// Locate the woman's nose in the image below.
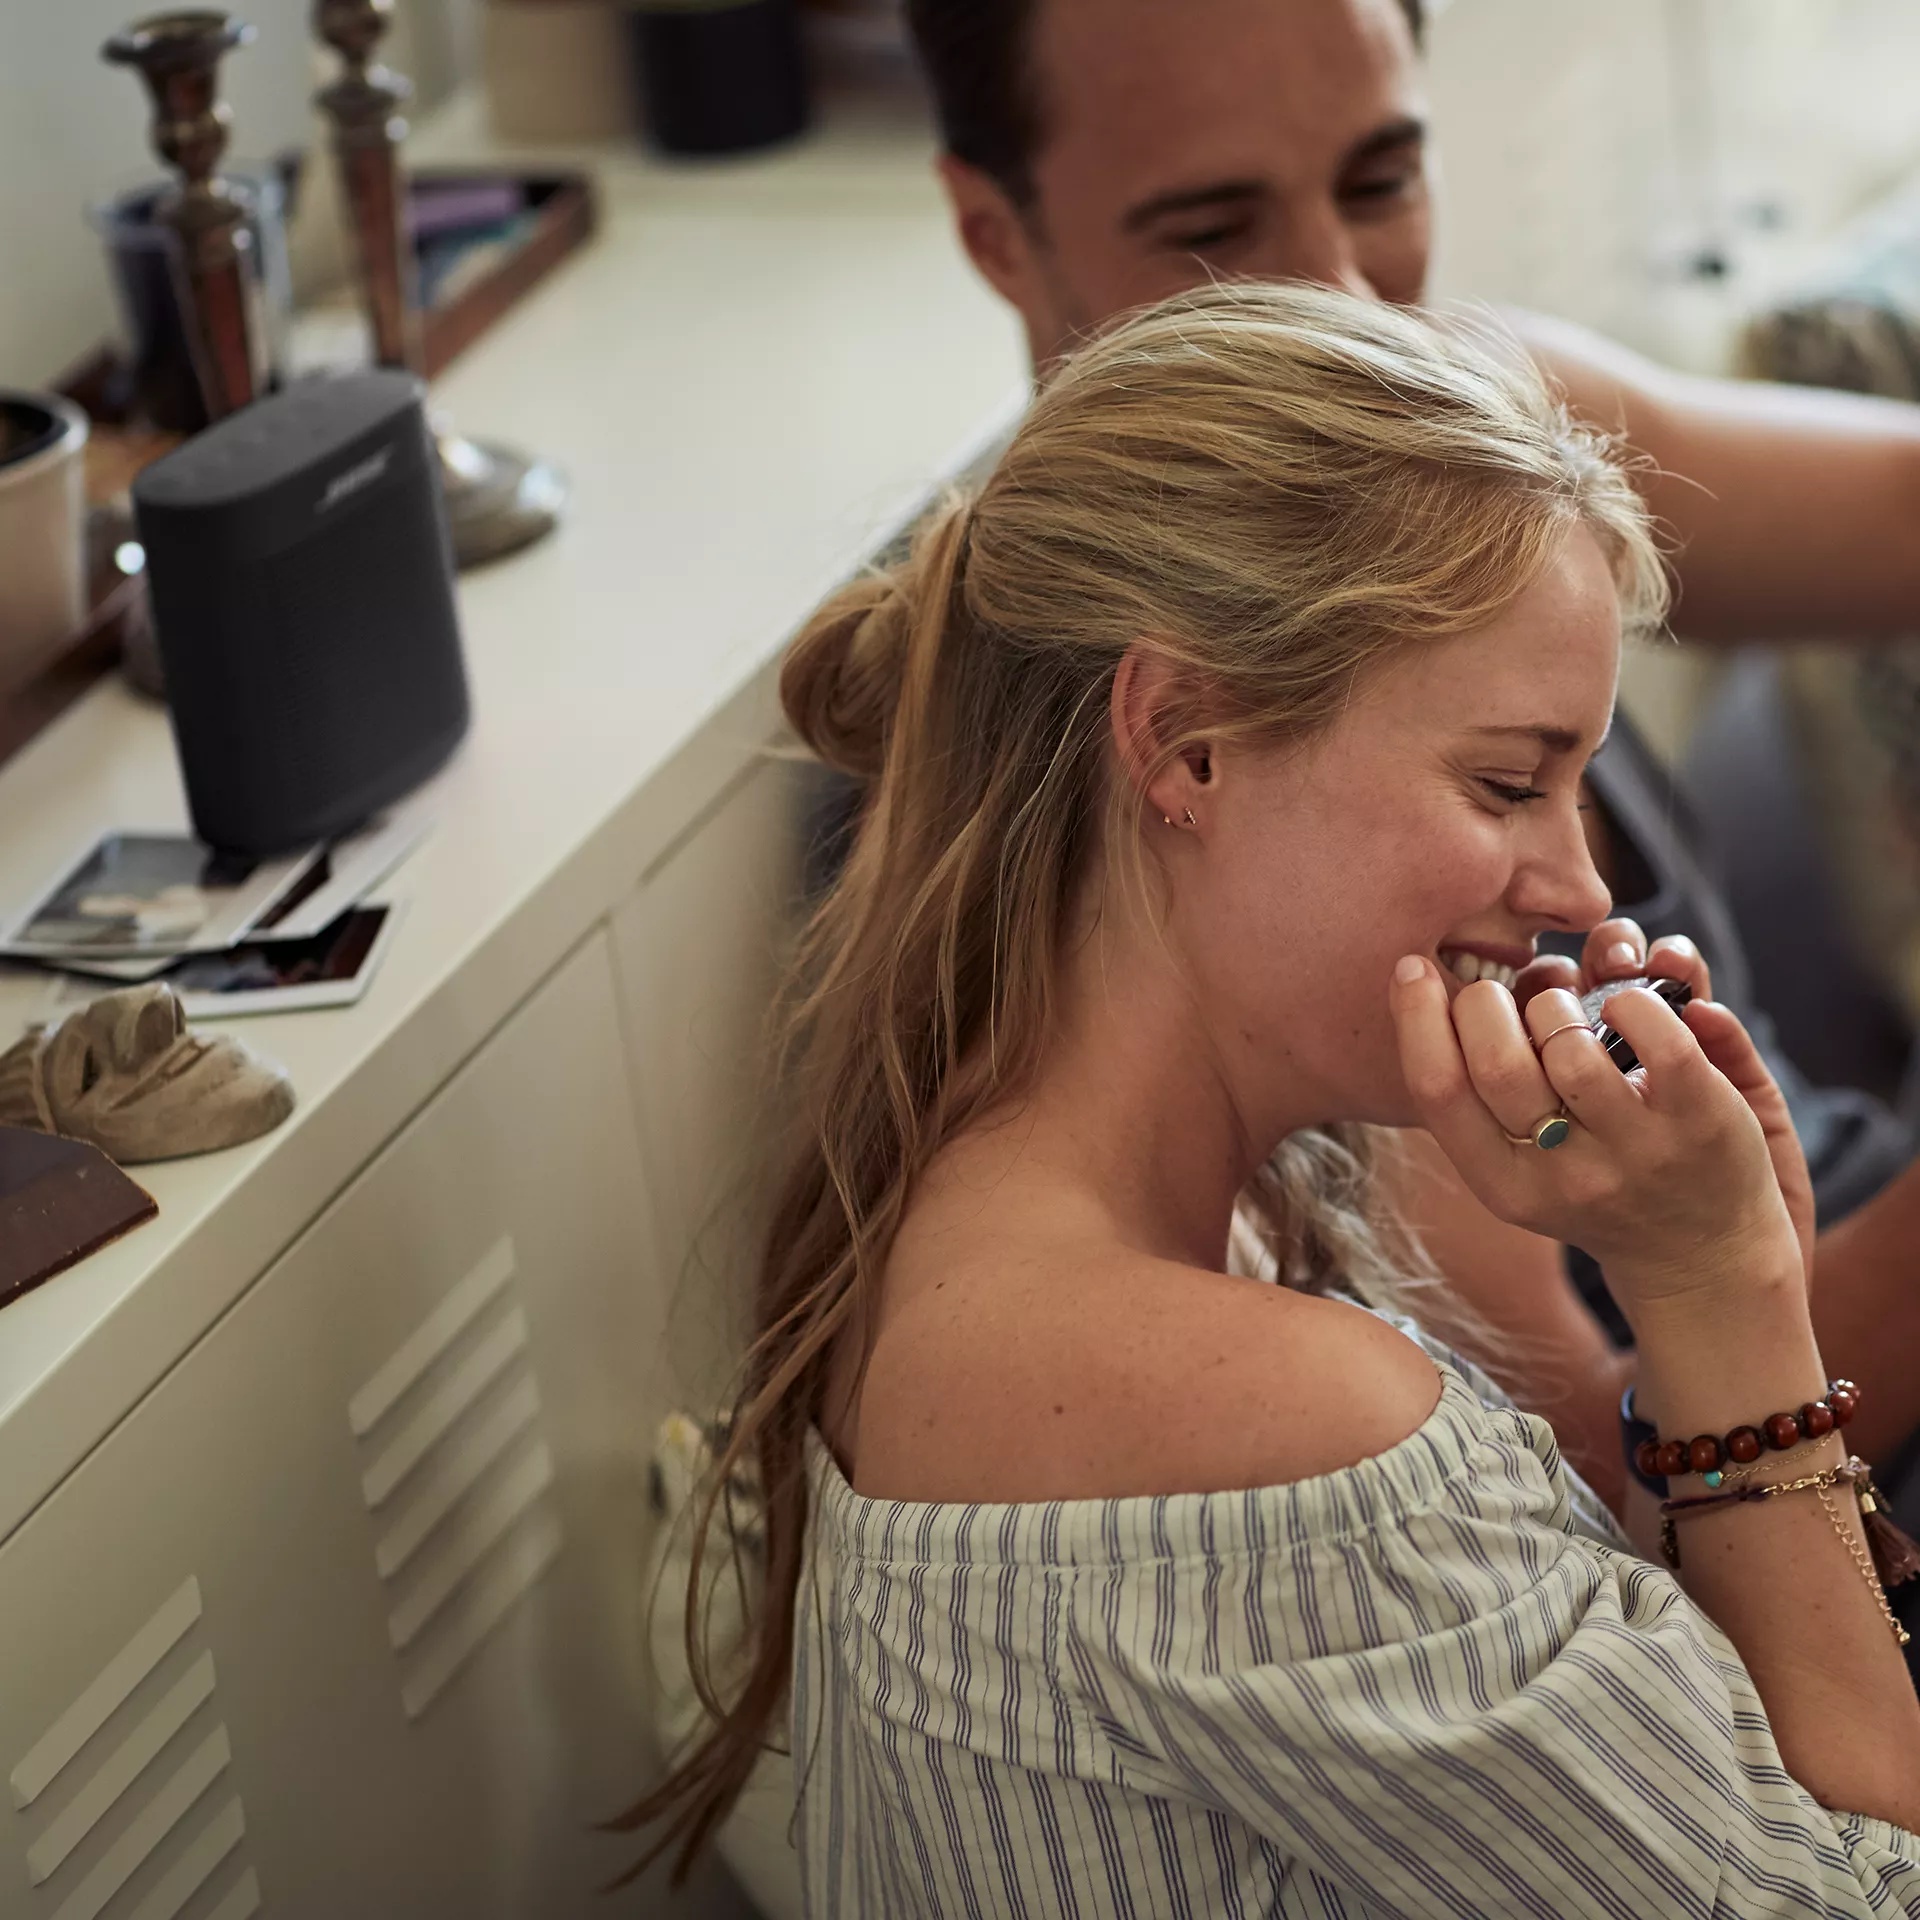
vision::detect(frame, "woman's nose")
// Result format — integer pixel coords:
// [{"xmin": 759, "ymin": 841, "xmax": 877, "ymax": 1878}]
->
[{"xmin": 1510, "ymin": 803, "xmax": 1614, "ymax": 934}]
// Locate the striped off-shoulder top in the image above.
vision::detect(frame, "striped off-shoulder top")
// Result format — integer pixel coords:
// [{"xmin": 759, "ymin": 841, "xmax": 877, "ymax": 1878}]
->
[{"xmin": 793, "ymin": 1321, "xmax": 1920, "ymax": 1918}]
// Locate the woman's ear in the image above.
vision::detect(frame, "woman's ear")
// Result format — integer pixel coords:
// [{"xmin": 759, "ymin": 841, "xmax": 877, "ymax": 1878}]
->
[{"xmin": 1110, "ymin": 644, "xmax": 1213, "ymax": 831}]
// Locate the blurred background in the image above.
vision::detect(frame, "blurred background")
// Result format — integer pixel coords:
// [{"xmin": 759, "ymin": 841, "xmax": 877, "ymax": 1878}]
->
[
  {"xmin": 7, "ymin": 0, "xmax": 1920, "ymax": 1085},
  {"xmin": 8, "ymin": 0, "xmax": 1920, "ymax": 395}
]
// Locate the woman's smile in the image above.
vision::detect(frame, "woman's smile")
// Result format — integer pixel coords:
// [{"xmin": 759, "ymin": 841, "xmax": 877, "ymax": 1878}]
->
[{"xmin": 1436, "ymin": 939, "xmax": 1538, "ymax": 992}]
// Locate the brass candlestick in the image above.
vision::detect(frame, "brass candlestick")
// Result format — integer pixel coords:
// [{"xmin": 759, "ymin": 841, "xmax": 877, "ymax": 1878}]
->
[
  {"xmin": 313, "ymin": 0, "xmax": 563, "ymax": 569},
  {"xmin": 104, "ymin": 10, "xmax": 267, "ymax": 422}
]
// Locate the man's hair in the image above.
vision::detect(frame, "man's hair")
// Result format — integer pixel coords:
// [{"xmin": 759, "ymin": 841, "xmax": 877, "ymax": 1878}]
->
[{"xmin": 905, "ymin": 0, "xmax": 1425, "ymax": 207}]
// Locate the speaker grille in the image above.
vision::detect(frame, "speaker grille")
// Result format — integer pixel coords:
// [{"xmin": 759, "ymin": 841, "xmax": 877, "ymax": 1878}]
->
[{"xmin": 143, "ymin": 389, "xmax": 469, "ymax": 856}]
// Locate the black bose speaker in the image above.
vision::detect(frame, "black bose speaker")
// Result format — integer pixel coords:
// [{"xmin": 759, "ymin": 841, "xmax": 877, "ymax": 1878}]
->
[{"xmin": 132, "ymin": 370, "xmax": 469, "ymax": 855}]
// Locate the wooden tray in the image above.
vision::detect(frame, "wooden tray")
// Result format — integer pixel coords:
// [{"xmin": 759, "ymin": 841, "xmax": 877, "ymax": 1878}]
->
[
  {"xmin": 2, "ymin": 167, "xmax": 599, "ymax": 773},
  {"xmin": 420, "ymin": 172, "xmax": 598, "ymax": 378}
]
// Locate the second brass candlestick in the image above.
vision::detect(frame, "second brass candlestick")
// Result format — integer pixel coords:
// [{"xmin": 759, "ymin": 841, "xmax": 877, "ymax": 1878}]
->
[{"xmin": 314, "ymin": 0, "xmax": 563, "ymax": 569}]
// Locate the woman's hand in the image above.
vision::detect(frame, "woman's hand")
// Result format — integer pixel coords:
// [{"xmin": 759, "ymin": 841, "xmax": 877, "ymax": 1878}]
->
[
  {"xmin": 1516, "ymin": 920, "xmax": 1815, "ymax": 1291},
  {"xmin": 1389, "ymin": 928, "xmax": 1810, "ymax": 1332}
]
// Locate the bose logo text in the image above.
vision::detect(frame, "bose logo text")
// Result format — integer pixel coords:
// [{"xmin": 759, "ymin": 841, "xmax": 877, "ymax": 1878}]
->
[{"xmin": 318, "ymin": 447, "xmax": 393, "ymax": 512}]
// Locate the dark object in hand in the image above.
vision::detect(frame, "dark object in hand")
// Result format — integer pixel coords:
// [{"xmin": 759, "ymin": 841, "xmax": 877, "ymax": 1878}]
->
[{"xmin": 1579, "ymin": 974, "xmax": 1693, "ymax": 1074}]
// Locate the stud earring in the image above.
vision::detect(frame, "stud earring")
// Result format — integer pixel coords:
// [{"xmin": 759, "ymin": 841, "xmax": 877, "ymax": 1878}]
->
[{"xmin": 1183, "ymin": 807, "xmax": 1196, "ymax": 828}]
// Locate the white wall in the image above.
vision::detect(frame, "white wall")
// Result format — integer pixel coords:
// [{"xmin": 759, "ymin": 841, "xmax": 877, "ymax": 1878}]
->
[
  {"xmin": 387, "ymin": 0, "xmax": 479, "ymax": 120},
  {"xmin": 1425, "ymin": 0, "xmax": 1920, "ymax": 370},
  {"xmin": 0, "ymin": 0, "xmax": 321, "ymax": 389},
  {"xmin": 1422, "ymin": 0, "xmax": 1920, "ymax": 758}
]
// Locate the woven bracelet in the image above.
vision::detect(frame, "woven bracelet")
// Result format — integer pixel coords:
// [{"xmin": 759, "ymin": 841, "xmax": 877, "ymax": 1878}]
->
[{"xmin": 1657, "ymin": 1454, "xmax": 1920, "ymax": 1647}]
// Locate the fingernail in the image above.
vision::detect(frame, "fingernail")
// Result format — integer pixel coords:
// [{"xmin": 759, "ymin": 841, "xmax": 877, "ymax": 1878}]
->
[
  {"xmin": 1603, "ymin": 941, "xmax": 1640, "ymax": 973},
  {"xmin": 1394, "ymin": 955, "xmax": 1427, "ymax": 985}
]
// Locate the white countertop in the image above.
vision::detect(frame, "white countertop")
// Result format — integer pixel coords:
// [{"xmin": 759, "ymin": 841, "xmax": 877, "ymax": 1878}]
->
[{"xmin": 0, "ymin": 78, "xmax": 1025, "ymax": 1546}]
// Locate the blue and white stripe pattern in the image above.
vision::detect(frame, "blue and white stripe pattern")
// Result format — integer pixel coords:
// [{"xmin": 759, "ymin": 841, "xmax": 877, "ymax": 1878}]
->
[{"xmin": 794, "ymin": 1329, "xmax": 1920, "ymax": 1917}]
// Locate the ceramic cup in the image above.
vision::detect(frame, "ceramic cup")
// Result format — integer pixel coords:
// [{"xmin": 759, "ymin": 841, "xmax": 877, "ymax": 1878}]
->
[{"xmin": 0, "ymin": 392, "xmax": 90, "ymax": 677}]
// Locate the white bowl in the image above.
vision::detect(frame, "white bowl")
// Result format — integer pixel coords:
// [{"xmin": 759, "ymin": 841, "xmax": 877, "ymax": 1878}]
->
[{"xmin": 0, "ymin": 391, "xmax": 90, "ymax": 676}]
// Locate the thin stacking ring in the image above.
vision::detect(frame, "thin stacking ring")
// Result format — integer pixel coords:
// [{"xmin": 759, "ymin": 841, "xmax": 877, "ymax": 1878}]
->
[
  {"xmin": 1532, "ymin": 1021, "xmax": 1589, "ymax": 1053},
  {"xmin": 1505, "ymin": 1110, "xmax": 1572, "ymax": 1150}
]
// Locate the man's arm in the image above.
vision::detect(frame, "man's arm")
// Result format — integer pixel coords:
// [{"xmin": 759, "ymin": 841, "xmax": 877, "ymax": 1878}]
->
[
  {"xmin": 1804, "ymin": 1158, "xmax": 1920, "ymax": 1465},
  {"xmin": 1510, "ymin": 309, "xmax": 1920, "ymax": 644}
]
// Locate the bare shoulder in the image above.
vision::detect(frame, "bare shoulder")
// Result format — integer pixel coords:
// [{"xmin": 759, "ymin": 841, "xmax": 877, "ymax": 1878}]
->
[{"xmin": 847, "ymin": 1238, "xmax": 1444, "ymax": 1504}]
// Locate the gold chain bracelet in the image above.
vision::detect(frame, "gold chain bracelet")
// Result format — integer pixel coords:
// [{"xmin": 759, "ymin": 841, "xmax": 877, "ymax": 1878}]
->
[
  {"xmin": 1661, "ymin": 1455, "xmax": 1910, "ymax": 1648},
  {"xmin": 1705, "ymin": 1429, "xmax": 1842, "ymax": 1498},
  {"xmin": 1814, "ymin": 1476, "xmax": 1909, "ymax": 1648}
]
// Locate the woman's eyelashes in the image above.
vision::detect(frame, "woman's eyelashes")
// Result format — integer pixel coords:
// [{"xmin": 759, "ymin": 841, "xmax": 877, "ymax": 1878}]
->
[{"xmin": 1480, "ymin": 776, "xmax": 1548, "ymax": 807}]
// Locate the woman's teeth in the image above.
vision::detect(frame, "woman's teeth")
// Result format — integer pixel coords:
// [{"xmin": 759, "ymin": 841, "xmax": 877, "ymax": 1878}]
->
[{"xmin": 1444, "ymin": 951, "xmax": 1519, "ymax": 989}]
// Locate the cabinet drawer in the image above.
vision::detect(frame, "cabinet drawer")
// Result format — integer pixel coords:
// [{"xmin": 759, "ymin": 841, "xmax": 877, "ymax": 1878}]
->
[{"xmin": 0, "ymin": 931, "xmax": 747, "ymax": 1918}]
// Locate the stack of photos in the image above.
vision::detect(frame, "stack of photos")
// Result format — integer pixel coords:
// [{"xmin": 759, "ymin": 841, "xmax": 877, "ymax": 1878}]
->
[{"xmin": 0, "ymin": 806, "xmax": 429, "ymax": 1017}]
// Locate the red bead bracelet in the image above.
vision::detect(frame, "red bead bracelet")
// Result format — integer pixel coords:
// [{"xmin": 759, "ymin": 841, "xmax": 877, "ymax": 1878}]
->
[{"xmin": 1632, "ymin": 1379, "xmax": 1859, "ymax": 1488}]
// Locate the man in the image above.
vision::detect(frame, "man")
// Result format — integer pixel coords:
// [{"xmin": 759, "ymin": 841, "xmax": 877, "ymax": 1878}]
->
[{"xmin": 904, "ymin": 0, "xmax": 1920, "ymax": 1514}]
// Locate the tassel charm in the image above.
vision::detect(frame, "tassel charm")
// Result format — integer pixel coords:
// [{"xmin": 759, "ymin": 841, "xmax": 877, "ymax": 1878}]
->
[
  {"xmin": 1658, "ymin": 1452, "xmax": 1917, "ymax": 1644},
  {"xmin": 1860, "ymin": 1477, "xmax": 1920, "ymax": 1588}
]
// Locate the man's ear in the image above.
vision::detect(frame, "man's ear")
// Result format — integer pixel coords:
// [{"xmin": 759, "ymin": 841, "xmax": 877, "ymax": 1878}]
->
[
  {"xmin": 1110, "ymin": 644, "xmax": 1214, "ymax": 830},
  {"xmin": 938, "ymin": 153, "xmax": 1046, "ymax": 312}
]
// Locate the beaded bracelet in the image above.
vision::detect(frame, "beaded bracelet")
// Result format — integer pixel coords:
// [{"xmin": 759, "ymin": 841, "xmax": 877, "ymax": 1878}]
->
[{"xmin": 1628, "ymin": 1378, "xmax": 1859, "ymax": 1491}]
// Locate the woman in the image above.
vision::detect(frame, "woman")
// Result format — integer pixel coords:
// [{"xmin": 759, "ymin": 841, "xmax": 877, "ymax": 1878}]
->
[{"xmin": 632, "ymin": 284, "xmax": 1920, "ymax": 1914}]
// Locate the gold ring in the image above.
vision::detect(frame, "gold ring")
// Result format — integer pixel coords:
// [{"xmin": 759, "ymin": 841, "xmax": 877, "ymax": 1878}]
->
[
  {"xmin": 1504, "ymin": 1110, "xmax": 1572, "ymax": 1150},
  {"xmin": 1533, "ymin": 1021, "xmax": 1590, "ymax": 1053}
]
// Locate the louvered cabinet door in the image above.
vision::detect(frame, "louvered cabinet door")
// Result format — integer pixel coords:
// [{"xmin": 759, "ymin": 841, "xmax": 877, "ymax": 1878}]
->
[{"xmin": 0, "ymin": 930, "xmax": 747, "ymax": 1919}]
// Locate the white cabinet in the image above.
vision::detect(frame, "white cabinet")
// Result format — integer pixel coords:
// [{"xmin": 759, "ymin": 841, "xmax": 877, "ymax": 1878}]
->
[
  {"xmin": 609, "ymin": 750, "xmax": 829, "ymax": 1426},
  {"xmin": 0, "ymin": 932, "xmax": 751, "ymax": 1919}
]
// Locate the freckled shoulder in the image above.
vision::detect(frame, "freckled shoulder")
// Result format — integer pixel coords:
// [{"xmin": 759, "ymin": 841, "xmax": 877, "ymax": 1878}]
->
[{"xmin": 847, "ymin": 1246, "xmax": 1445, "ymax": 1504}]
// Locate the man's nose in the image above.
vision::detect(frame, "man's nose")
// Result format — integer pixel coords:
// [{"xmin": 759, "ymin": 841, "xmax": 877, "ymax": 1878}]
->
[{"xmin": 1283, "ymin": 208, "xmax": 1379, "ymax": 302}]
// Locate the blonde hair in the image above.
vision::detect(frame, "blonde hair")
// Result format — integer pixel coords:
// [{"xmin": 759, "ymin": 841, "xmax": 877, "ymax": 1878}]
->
[{"xmin": 617, "ymin": 281, "xmax": 1667, "ymax": 1877}]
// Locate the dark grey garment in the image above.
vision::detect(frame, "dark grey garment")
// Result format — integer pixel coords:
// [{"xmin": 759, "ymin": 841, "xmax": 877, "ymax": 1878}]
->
[{"xmin": 1682, "ymin": 655, "xmax": 1917, "ymax": 1105}]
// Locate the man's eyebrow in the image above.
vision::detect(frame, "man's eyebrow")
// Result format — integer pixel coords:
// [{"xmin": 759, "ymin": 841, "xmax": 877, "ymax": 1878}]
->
[
  {"xmin": 1120, "ymin": 179, "xmax": 1265, "ymax": 235},
  {"xmin": 1468, "ymin": 724, "xmax": 1587, "ymax": 754}
]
